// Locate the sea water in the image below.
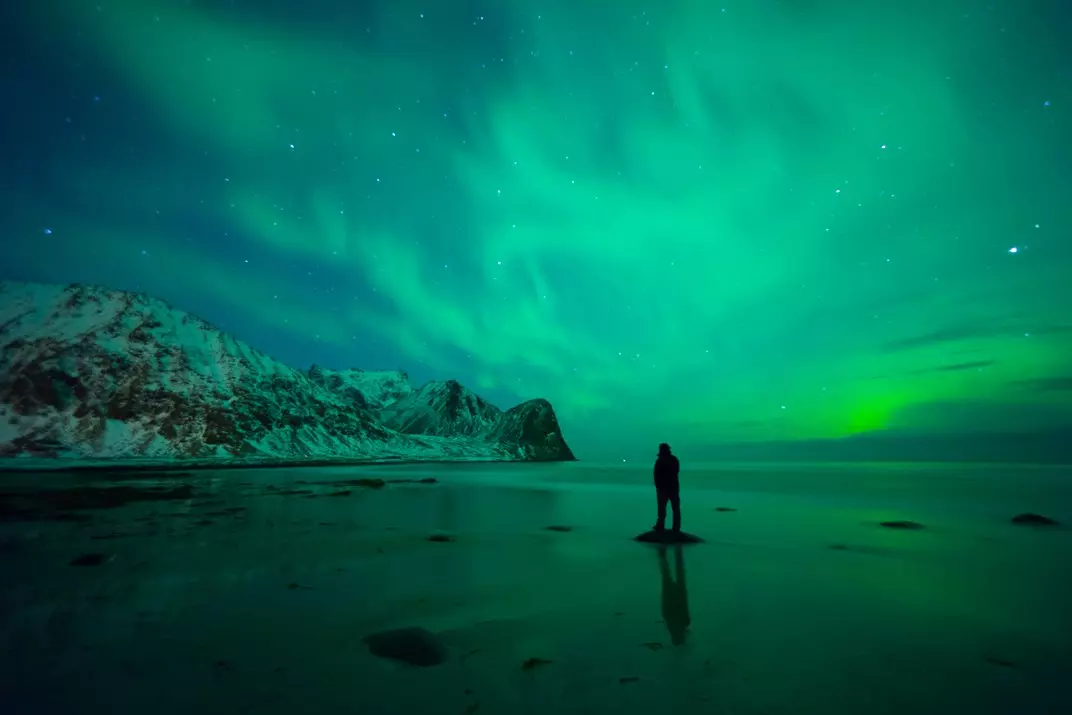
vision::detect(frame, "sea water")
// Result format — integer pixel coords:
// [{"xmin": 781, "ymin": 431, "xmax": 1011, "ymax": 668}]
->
[{"xmin": 0, "ymin": 461, "xmax": 1069, "ymax": 714}]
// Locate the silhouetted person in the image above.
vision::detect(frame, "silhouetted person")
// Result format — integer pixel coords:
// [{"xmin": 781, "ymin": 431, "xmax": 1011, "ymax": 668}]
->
[
  {"xmin": 658, "ymin": 545, "xmax": 691, "ymax": 645},
  {"xmin": 653, "ymin": 442, "xmax": 681, "ymax": 532}
]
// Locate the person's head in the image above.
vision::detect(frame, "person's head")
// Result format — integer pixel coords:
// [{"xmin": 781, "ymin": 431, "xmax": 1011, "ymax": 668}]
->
[{"xmin": 658, "ymin": 443, "xmax": 671, "ymax": 456}]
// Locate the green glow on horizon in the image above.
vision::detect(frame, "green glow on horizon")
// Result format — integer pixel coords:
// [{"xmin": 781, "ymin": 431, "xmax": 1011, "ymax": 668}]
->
[{"xmin": 15, "ymin": 0, "xmax": 1072, "ymax": 456}]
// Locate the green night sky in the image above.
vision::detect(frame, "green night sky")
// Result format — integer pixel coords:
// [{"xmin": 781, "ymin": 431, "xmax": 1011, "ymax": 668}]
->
[{"xmin": 2, "ymin": 0, "xmax": 1070, "ymax": 460}]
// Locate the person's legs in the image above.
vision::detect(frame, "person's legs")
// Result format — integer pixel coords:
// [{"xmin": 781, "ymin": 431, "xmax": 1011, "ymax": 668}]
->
[
  {"xmin": 654, "ymin": 488, "xmax": 668, "ymax": 530},
  {"xmin": 669, "ymin": 488, "xmax": 681, "ymax": 532}
]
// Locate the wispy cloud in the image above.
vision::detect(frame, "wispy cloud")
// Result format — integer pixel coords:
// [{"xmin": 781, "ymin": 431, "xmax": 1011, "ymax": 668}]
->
[
  {"xmin": 1011, "ymin": 376, "xmax": 1072, "ymax": 392},
  {"xmin": 880, "ymin": 323, "xmax": 1071, "ymax": 353}
]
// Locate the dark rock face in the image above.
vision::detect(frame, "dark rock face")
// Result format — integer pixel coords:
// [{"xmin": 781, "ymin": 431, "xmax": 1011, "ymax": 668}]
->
[
  {"xmin": 371, "ymin": 381, "xmax": 573, "ymax": 460},
  {"xmin": 306, "ymin": 365, "xmax": 372, "ymax": 411},
  {"xmin": 379, "ymin": 380, "xmax": 500, "ymax": 438},
  {"xmin": 0, "ymin": 281, "xmax": 575, "ymax": 463},
  {"xmin": 493, "ymin": 398, "xmax": 575, "ymax": 461}
]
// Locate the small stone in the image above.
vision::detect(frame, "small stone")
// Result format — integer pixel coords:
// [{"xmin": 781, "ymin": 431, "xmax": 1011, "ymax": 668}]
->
[
  {"xmin": 521, "ymin": 657, "xmax": 553, "ymax": 671},
  {"xmin": 363, "ymin": 627, "xmax": 447, "ymax": 667},
  {"xmin": 206, "ymin": 507, "xmax": 247, "ymax": 516},
  {"xmin": 91, "ymin": 531, "xmax": 134, "ymax": 540},
  {"xmin": 619, "ymin": 676, "xmax": 640, "ymax": 684},
  {"xmin": 55, "ymin": 512, "xmax": 93, "ymax": 522},
  {"xmin": 879, "ymin": 520, "xmax": 924, "ymax": 530},
  {"xmin": 427, "ymin": 532, "xmax": 455, "ymax": 542},
  {"xmin": 544, "ymin": 525, "xmax": 572, "ymax": 532},
  {"xmin": 635, "ymin": 530, "xmax": 703, "ymax": 543},
  {"xmin": 211, "ymin": 660, "xmax": 234, "ymax": 680},
  {"xmin": 984, "ymin": 655, "xmax": 1017, "ymax": 668},
  {"xmin": 70, "ymin": 553, "xmax": 112, "ymax": 566},
  {"xmin": 1011, "ymin": 513, "xmax": 1058, "ymax": 526},
  {"xmin": 714, "ymin": 507, "xmax": 737, "ymax": 512}
]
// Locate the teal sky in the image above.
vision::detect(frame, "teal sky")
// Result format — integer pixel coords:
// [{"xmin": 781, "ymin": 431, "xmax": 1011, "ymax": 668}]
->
[{"xmin": 2, "ymin": 0, "xmax": 1070, "ymax": 460}]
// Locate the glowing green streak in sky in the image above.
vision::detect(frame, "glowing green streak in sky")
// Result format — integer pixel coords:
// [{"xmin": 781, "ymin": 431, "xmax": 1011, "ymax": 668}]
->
[{"xmin": 18, "ymin": 0, "xmax": 1072, "ymax": 457}]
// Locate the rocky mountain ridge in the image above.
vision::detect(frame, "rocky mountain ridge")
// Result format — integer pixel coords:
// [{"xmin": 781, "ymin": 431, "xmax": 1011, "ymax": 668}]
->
[{"xmin": 0, "ymin": 281, "xmax": 574, "ymax": 463}]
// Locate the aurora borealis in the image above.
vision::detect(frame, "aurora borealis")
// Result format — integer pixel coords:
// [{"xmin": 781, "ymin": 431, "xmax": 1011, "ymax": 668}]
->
[{"xmin": 2, "ymin": 0, "xmax": 1070, "ymax": 460}]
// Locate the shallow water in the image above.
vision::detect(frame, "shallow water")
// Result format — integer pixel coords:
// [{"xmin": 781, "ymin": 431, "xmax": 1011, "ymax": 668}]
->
[{"xmin": 1, "ymin": 461, "xmax": 1069, "ymax": 714}]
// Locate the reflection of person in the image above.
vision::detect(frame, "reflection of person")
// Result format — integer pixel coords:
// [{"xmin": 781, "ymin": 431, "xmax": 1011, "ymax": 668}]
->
[
  {"xmin": 653, "ymin": 443, "xmax": 681, "ymax": 532},
  {"xmin": 658, "ymin": 545, "xmax": 691, "ymax": 646}
]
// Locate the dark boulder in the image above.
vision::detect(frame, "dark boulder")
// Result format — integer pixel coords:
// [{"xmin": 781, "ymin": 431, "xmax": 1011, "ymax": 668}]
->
[
  {"xmin": 634, "ymin": 530, "xmax": 703, "ymax": 544},
  {"xmin": 363, "ymin": 627, "xmax": 447, "ymax": 667},
  {"xmin": 1011, "ymin": 513, "xmax": 1059, "ymax": 526}
]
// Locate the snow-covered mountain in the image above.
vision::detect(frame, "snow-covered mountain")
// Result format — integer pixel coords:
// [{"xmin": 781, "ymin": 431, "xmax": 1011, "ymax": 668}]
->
[
  {"xmin": 306, "ymin": 365, "xmax": 413, "ymax": 411},
  {"xmin": 379, "ymin": 380, "xmax": 501, "ymax": 437},
  {"xmin": 0, "ymin": 281, "xmax": 575, "ymax": 464}
]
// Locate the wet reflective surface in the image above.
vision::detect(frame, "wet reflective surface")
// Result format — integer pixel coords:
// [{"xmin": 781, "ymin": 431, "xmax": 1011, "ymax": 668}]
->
[{"xmin": 1, "ymin": 462, "xmax": 1070, "ymax": 714}]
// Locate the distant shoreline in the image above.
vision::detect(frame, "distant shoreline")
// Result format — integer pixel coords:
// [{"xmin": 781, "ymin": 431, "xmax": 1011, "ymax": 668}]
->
[
  {"xmin": 2, "ymin": 456, "xmax": 1068, "ymax": 477},
  {"xmin": 0, "ymin": 456, "xmax": 578, "ymax": 475}
]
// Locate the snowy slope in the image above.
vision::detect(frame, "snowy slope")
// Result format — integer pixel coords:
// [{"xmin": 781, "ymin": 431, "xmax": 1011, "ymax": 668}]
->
[
  {"xmin": 0, "ymin": 281, "xmax": 574, "ymax": 463},
  {"xmin": 307, "ymin": 366, "xmax": 413, "ymax": 410},
  {"xmin": 379, "ymin": 380, "xmax": 501, "ymax": 437}
]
